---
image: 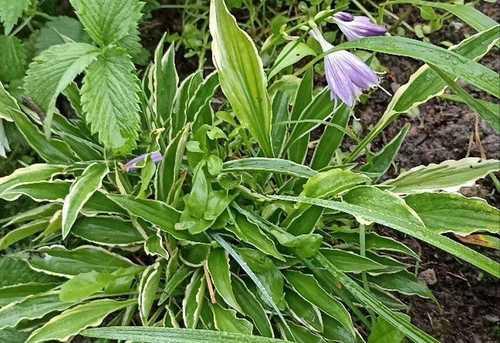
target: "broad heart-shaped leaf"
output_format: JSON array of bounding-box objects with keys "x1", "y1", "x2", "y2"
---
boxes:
[
  {"x1": 0, "y1": 35, "x2": 27, "y2": 82},
  {"x1": 383, "y1": 158, "x2": 500, "y2": 193},
  {"x1": 0, "y1": 164, "x2": 65, "y2": 196},
  {"x1": 388, "y1": 0, "x2": 498, "y2": 32},
  {"x1": 82, "y1": 48, "x2": 141, "y2": 154},
  {"x1": 62, "y1": 162, "x2": 108, "y2": 238},
  {"x1": 273, "y1": 187, "x2": 500, "y2": 277},
  {"x1": 24, "y1": 42, "x2": 100, "y2": 135},
  {"x1": 207, "y1": 248, "x2": 241, "y2": 312},
  {"x1": 405, "y1": 193, "x2": 500, "y2": 235},
  {"x1": 27, "y1": 245, "x2": 138, "y2": 277},
  {"x1": 0, "y1": 293, "x2": 74, "y2": 330},
  {"x1": 0, "y1": 0, "x2": 30, "y2": 35},
  {"x1": 285, "y1": 271, "x2": 355, "y2": 338},
  {"x1": 26, "y1": 299, "x2": 135, "y2": 343},
  {"x1": 210, "y1": 0, "x2": 273, "y2": 156},
  {"x1": 335, "y1": 36, "x2": 499, "y2": 98},
  {"x1": 72, "y1": 216, "x2": 144, "y2": 246},
  {"x1": 70, "y1": 0, "x2": 144, "y2": 47},
  {"x1": 82, "y1": 326, "x2": 290, "y2": 343}
]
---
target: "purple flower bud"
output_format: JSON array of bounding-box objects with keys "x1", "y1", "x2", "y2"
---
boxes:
[
  {"x1": 334, "y1": 11, "x2": 386, "y2": 41},
  {"x1": 310, "y1": 28, "x2": 379, "y2": 107},
  {"x1": 123, "y1": 151, "x2": 163, "y2": 172}
]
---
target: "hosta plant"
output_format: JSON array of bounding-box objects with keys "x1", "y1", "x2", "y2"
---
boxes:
[{"x1": 0, "y1": 0, "x2": 499, "y2": 343}]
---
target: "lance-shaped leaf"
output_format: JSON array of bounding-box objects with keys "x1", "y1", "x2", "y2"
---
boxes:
[
  {"x1": 72, "y1": 216, "x2": 144, "y2": 246},
  {"x1": 269, "y1": 41, "x2": 316, "y2": 79},
  {"x1": 82, "y1": 48, "x2": 141, "y2": 154},
  {"x1": 207, "y1": 248, "x2": 241, "y2": 312},
  {"x1": 82, "y1": 326, "x2": 290, "y2": 343},
  {"x1": 0, "y1": 164, "x2": 65, "y2": 196},
  {"x1": 70, "y1": 0, "x2": 144, "y2": 47},
  {"x1": 0, "y1": 219, "x2": 48, "y2": 251},
  {"x1": 212, "y1": 303, "x2": 253, "y2": 335},
  {"x1": 183, "y1": 270, "x2": 206, "y2": 328},
  {"x1": 285, "y1": 271, "x2": 355, "y2": 337},
  {"x1": 139, "y1": 262, "x2": 162, "y2": 325},
  {"x1": 223, "y1": 158, "x2": 317, "y2": 178},
  {"x1": 62, "y1": 163, "x2": 108, "y2": 238},
  {"x1": 383, "y1": 158, "x2": 500, "y2": 193},
  {"x1": 0, "y1": 293, "x2": 74, "y2": 330},
  {"x1": 24, "y1": 43, "x2": 100, "y2": 135},
  {"x1": 26, "y1": 299, "x2": 135, "y2": 343},
  {"x1": 210, "y1": 0, "x2": 273, "y2": 156}
]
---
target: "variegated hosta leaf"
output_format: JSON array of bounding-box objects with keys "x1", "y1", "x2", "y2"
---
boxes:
[
  {"x1": 207, "y1": 248, "x2": 241, "y2": 312},
  {"x1": 0, "y1": 164, "x2": 66, "y2": 197},
  {"x1": 69, "y1": 0, "x2": 144, "y2": 47},
  {"x1": 212, "y1": 303, "x2": 253, "y2": 335},
  {"x1": 0, "y1": 35, "x2": 27, "y2": 82},
  {"x1": 81, "y1": 48, "x2": 141, "y2": 154},
  {"x1": 26, "y1": 299, "x2": 135, "y2": 343},
  {"x1": 383, "y1": 158, "x2": 500, "y2": 193},
  {"x1": 72, "y1": 216, "x2": 144, "y2": 246},
  {"x1": 139, "y1": 262, "x2": 162, "y2": 325},
  {"x1": 0, "y1": 0, "x2": 30, "y2": 34},
  {"x1": 210, "y1": 0, "x2": 273, "y2": 156}
]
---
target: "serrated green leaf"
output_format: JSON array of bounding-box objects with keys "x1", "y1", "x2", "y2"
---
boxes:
[
  {"x1": 35, "y1": 16, "x2": 89, "y2": 53},
  {"x1": 210, "y1": 0, "x2": 273, "y2": 156},
  {"x1": 62, "y1": 163, "x2": 108, "y2": 238},
  {"x1": 24, "y1": 42, "x2": 100, "y2": 135},
  {"x1": 81, "y1": 48, "x2": 140, "y2": 154},
  {"x1": 70, "y1": 0, "x2": 144, "y2": 47},
  {"x1": 0, "y1": 0, "x2": 30, "y2": 35},
  {"x1": 26, "y1": 299, "x2": 135, "y2": 343},
  {"x1": 0, "y1": 36, "x2": 27, "y2": 82}
]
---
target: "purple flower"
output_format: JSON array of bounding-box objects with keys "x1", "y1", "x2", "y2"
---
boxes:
[
  {"x1": 310, "y1": 28, "x2": 379, "y2": 107},
  {"x1": 123, "y1": 151, "x2": 163, "y2": 172},
  {"x1": 333, "y1": 12, "x2": 386, "y2": 41}
]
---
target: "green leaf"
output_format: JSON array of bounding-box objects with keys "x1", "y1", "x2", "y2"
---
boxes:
[
  {"x1": 0, "y1": 293, "x2": 73, "y2": 330},
  {"x1": 273, "y1": 187, "x2": 500, "y2": 277},
  {"x1": 361, "y1": 124, "x2": 409, "y2": 178},
  {"x1": 82, "y1": 326, "x2": 290, "y2": 343},
  {"x1": 0, "y1": 328, "x2": 29, "y2": 343},
  {"x1": 212, "y1": 303, "x2": 253, "y2": 335},
  {"x1": 285, "y1": 271, "x2": 355, "y2": 337},
  {"x1": 26, "y1": 299, "x2": 135, "y2": 343},
  {"x1": 383, "y1": 158, "x2": 500, "y2": 193},
  {"x1": 302, "y1": 168, "x2": 370, "y2": 199},
  {"x1": 0, "y1": 256, "x2": 61, "y2": 288},
  {"x1": 285, "y1": 289, "x2": 323, "y2": 332},
  {"x1": 207, "y1": 248, "x2": 241, "y2": 312},
  {"x1": 269, "y1": 41, "x2": 316, "y2": 79},
  {"x1": 232, "y1": 276, "x2": 274, "y2": 337},
  {"x1": 369, "y1": 271, "x2": 433, "y2": 299},
  {"x1": 0, "y1": 219, "x2": 48, "y2": 251},
  {"x1": 139, "y1": 262, "x2": 162, "y2": 325},
  {"x1": 24, "y1": 42, "x2": 100, "y2": 135},
  {"x1": 150, "y1": 35, "x2": 178, "y2": 122},
  {"x1": 210, "y1": 0, "x2": 273, "y2": 156},
  {"x1": 388, "y1": 0, "x2": 498, "y2": 32},
  {"x1": 183, "y1": 270, "x2": 206, "y2": 328},
  {"x1": 0, "y1": 164, "x2": 65, "y2": 196},
  {"x1": 320, "y1": 248, "x2": 385, "y2": 273},
  {"x1": 59, "y1": 271, "x2": 111, "y2": 302},
  {"x1": 70, "y1": 0, "x2": 144, "y2": 47},
  {"x1": 428, "y1": 64, "x2": 500, "y2": 132},
  {"x1": 10, "y1": 107, "x2": 75, "y2": 163},
  {"x1": 172, "y1": 72, "x2": 202, "y2": 135},
  {"x1": 62, "y1": 162, "x2": 108, "y2": 238},
  {"x1": 405, "y1": 192, "x2": 500, "y2": 235},
  {"x1": 336, "y1": 35, "x2": 500, "y2": 98},
  {"x1": 82, "y1": 48, "x2": 140, "y2": 154},
  {"x1": 315, "y1": 253, "x2": 438, "y2": 343},
  {"x1": 35, "y1": 16, "x2": 89, "y2": 53},
  {"x1": 368, "y1": 315, "x2": 408, "y2": 343},
  {"x1": 223, "y1": 158, "x2": 317, "y2": 178},
  {"x1": 0, "y1": 36, "x2": 27, "y2": 82},
  {"x1": 72, "y1": 216, "x2": 144, "y2": 246},
  {"x1": 311, "y1": 105, "x2": 351, "y2": 170},
  {"x1": 333, "y1": 231, "x2": 418, "y2": 258},
  {"x1": 0, "y1": 81, "x2": 18, "y2": 121},
  {"x1": 0, "y1": 0, "x2": 30, "y2": 35},
  {"x1": 27, "y1": 245, "x2": 138, "y2": 277},
  {"x1": 227, "y1": 212, "x2": 284, "y2": 261}
]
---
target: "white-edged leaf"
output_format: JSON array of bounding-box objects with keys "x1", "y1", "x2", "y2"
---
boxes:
[
  {"x1": 0, "y1": 164, "x2": 66, "y2": 197},
  {"x1": 207, "y1": 248, "x2": 241, "y2": 312},
  {"x1": 139, "y1": 262, "x2": 162, "y2": 325},
  {"x1": 26, "y1": 298, "x2": 135, "y2": 343},
  {"x1": 212, "y1": 303, "x2": 253, "y2": 335},
  {"x1": 62, "y1": 162, "x2": 108, "y2": 238},
  {"x1": 81, "y1": 48, "x2": 140, "y2": 154}
]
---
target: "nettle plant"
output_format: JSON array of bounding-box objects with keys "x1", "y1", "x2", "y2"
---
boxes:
[{"x1": 0, "y1": 0, "x2": 499, "y2": 342}]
